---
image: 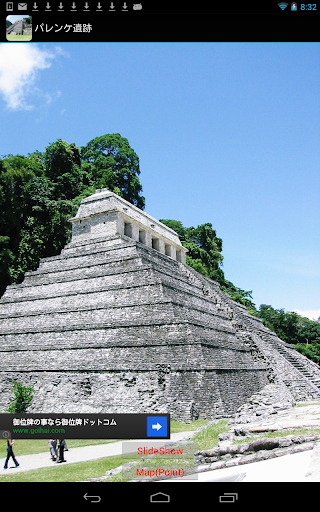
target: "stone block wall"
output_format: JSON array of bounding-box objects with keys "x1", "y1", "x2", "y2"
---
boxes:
[{"x1": 1, "y1": 191, "x2": 320, "y2": 421}]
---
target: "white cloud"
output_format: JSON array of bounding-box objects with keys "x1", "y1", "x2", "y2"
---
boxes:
[
  {"x1": 53, "y1": 46, "x2": 70, "y2": 58},
  {"x1": 294, "y1": 309, "x2": 320, "y2": 321},
  {"x1": 0, "y1": 44, "x2": 63, "y2": 111}
]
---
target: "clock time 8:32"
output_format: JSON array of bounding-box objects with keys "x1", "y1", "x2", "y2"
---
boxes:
[{"x1": 300, "y1": 3, "x2": 317, "y2": 9}]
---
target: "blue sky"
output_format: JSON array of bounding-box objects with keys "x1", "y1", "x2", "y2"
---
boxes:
[{"x1": 0, "y1": 42, "x2": 319, "y2": 319}]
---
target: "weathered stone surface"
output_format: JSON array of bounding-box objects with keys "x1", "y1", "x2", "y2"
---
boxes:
[
  {"x1": 195, "y1": 435, "x2": 320, "y2": 466},
  {"x1": 1, "y1": 190, "x2": 320, "y2": 421},
  {"x1": 6, "y1": 18, "x2": 32, "y2": 35}
]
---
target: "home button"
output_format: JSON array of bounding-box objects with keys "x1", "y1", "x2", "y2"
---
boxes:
[{"x1": 150, "y1": 492, "x2": 170, "y2": 504}]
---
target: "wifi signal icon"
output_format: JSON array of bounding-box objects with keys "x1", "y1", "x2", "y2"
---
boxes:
[{"x1": 278, "y1": 2, "x2": 288, "y2": 8}]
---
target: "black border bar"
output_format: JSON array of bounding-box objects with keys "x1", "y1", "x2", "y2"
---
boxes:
[{"x1": 3, "y1": 1, "x2": 319, "y2": 14}]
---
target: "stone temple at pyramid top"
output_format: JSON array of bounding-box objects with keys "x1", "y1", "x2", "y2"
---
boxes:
[{"x1": 69, "y1": 188, "x2": 187, "y2": 264}]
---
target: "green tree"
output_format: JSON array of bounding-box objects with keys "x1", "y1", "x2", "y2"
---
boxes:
[
  {"x1": 258, "y1": 304, "x2": 320, "y2": 349},
  {"x1": 296, "y1": 316, "x2": 320, "y2": 345},
  {"x1": 8, "y1": 381, "x2": 33, "y2": 413},
  {"x1": 160, "y1": 219, "x2": 256, "y2": 311},
  {"x1": 295, "y1": 343, "x2": 320, "y2": 364},
  {"x1": 0, "y1": 154, "x2": 42, "y2": 287},
  {"x1": 44, "y1": 139, "x2": 84, "y2": 200},
  {"x1": 81, "y1": 133, "x2": 145, "y2": 209},
  {"x1": 0, "y1": 153, "x2": 77, "y2": 292},
  {"x1": 0, "y1": 134, "x2": 146, "y2": 297},
  {"x1": 0, "y1": 236, "x2": 14, "y2": 296}
]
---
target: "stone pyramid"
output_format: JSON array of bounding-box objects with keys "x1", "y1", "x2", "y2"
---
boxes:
[
  {"x1": 1, "y1": 189, "x2": 320, "y2": 422},
  {"x1": 6, "y1": 18, "x2": 31, "y2": 36}
]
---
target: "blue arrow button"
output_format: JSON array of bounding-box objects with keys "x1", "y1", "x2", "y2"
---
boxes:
[{"x1": 147, "y1": 416, "x2": 168, "y2": 437}]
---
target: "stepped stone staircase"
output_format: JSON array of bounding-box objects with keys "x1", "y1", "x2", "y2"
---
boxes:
[
  {"x1": 0, "y1": 189, "x2": 319, "y2": 422},
  {"x1": 6, "y1": 18, "x2": 31, "y2": 35}
]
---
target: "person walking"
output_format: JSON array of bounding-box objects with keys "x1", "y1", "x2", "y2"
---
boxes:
[
  {"x1": 57, "y1": 439, "x2": 67, "y2": 463},
  {"x1": 48, "y1": 439, "x2": 58, "y2": 461},
  {"x1": 3, "y1": 439, "x2": 19, "y2": 469}
]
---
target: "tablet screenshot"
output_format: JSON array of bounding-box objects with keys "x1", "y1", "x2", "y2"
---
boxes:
[{"x1": 1, "y1": 1, "x2": 319, "y2": 506}]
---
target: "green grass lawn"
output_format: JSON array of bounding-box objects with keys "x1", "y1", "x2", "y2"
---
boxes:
[
  {"x1": 6, "y1": 34, "x2": 32, "y2": 41},
  {"x1": 0, "y1": 419, "x2": 229, "y2": 483},
  {"x1": 191, "y1": 419, "x2": 229, "y2": 451},
  {"x1": 170, "y1": 418, "x2": 209, "y2": 433},
  {"x1": 0, "y1": 454, "x2": 124, "y2": 483}
]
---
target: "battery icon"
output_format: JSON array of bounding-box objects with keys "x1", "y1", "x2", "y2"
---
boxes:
[{"x1": 291, "y1": 2, "x2": 297, "y2": 9}]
